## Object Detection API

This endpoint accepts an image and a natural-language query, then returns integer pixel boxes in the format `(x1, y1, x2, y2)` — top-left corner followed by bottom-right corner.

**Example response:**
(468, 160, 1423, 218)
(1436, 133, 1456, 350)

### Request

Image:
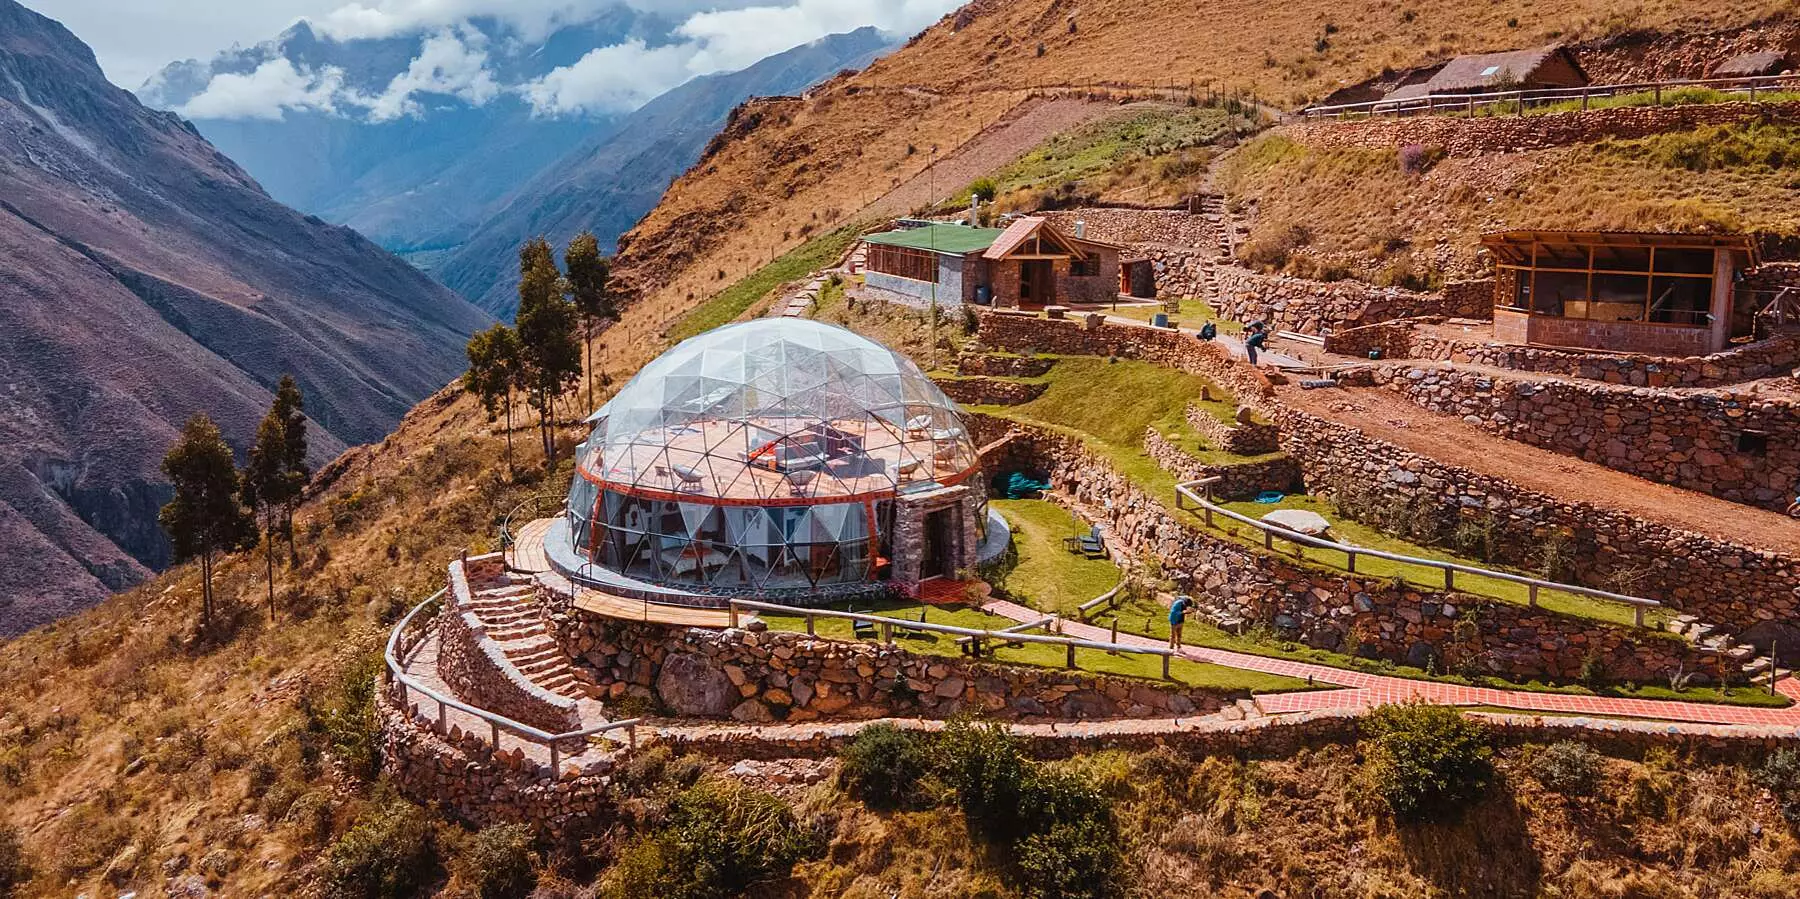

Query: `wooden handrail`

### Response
(1302, 72, 1800, 119)
(727, 598, 1178, 678)
(385, 590, 643, 773)
(1173, 478, 1661, 627)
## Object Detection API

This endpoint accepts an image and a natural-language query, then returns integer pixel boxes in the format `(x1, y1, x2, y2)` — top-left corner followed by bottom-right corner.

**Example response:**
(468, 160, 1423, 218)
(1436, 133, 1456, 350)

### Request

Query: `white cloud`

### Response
(524, 0, 961, 116)
(523, 39, 697, 115)
(362, 27, 501, 121)
(177, 58, 347, 120)
(316, 0, 623, 41)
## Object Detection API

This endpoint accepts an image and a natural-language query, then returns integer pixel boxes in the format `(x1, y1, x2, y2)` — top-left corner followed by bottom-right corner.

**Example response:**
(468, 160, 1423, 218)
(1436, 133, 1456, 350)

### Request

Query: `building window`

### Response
(1070, 256, 1099, 277)
(866, 244, 938, 283)
(1737, 431, 1768, 455)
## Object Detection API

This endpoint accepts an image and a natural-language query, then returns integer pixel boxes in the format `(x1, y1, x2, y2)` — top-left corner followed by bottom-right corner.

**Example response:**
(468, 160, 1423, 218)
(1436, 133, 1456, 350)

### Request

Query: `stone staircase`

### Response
(1665, 614, 1778, 681)
(461, 572, 598, 700)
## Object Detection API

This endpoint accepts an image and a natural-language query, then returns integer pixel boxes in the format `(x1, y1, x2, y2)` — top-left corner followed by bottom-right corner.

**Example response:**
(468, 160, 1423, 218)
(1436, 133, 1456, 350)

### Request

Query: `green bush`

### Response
(1012, 769, 1123, 899)
(970, 177, 999, 203)
(934, 719, 1032, 843)
(839, 723, 930, 810)
(455, 824, 537, 899)
(1361, 703, 1493, 822)
(306, 654, 384, 781)
(320, 797, 441, 899)
(1531, 741, 1605, 797)
(0, 825, 26, 898)
(601, 778, 818, 899)
(1756, 748, 1800, 826)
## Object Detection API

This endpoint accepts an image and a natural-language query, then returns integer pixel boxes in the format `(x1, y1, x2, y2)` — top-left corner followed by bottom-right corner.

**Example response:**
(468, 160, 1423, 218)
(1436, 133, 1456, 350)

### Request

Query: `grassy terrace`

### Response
(1099, 297, 1244, 334)
(757, 597, 1314, 693)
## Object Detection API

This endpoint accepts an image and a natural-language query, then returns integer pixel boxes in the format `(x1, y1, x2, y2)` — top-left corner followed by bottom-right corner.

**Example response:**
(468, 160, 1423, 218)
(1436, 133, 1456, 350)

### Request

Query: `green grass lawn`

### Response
(951, 106, 1239, 206)
(1102, 297, 1245, 335)
(989, 498, 1123, 617)
(667, 224, 863, 341)
(758, 597, 1314, 693)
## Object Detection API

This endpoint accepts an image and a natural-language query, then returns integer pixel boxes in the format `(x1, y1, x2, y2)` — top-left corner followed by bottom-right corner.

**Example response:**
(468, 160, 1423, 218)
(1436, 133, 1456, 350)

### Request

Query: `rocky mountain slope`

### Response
(0, 0, 491, 633)
(437, 28, 894, 317)
(137, 9, 678, 259)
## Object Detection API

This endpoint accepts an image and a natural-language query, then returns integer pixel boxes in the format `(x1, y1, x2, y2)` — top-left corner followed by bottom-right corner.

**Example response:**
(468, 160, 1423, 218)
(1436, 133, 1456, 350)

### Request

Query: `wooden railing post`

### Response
(1346, 551, 1357, 573)
(1634, 606, 1645, 628)
(1581, 87, 1589, 111)
(490, 720, 499, 747)
(1066, 643, 1077, 669)
(1528, 584, 1539, 609)
(1444, 568, 1455, 591)
(806, 614, 815, 637)
(1162, 654, 1172, 680)
(1654, 84, 1662, 105)
(551, 744, 560, 775)
(881, 621, 893, 644)
(729, 603, 739, 629)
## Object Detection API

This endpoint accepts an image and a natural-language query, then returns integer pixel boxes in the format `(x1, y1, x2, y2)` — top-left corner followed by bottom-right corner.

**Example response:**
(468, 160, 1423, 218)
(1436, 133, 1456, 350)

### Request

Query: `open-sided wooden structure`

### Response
(1483, 230, 1758, 356)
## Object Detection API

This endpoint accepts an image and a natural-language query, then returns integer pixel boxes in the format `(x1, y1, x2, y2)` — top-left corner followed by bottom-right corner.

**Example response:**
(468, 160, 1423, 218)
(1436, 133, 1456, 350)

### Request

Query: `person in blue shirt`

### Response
(1198, 321, 1217, 341)
(1244, 322, 1268, 365)
(1168, 595, 1191, 648)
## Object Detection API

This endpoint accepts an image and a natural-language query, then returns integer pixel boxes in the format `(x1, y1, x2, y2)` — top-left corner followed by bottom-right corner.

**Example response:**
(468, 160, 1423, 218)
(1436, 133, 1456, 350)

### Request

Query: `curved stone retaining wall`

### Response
(1142, 428, 1300, 499)
(957, 351, 1057, 377)
(543, 589, 1239, 723)
(1185, 404, 1280, 455)
(932, 375, 1048, 406)
(1287, 99, 1800, 157)
(972, 413, 1733, 684)
(1270, 404, 1799, 651)
(441, 557, 583, 734)
(1373, 364, 1800, 512)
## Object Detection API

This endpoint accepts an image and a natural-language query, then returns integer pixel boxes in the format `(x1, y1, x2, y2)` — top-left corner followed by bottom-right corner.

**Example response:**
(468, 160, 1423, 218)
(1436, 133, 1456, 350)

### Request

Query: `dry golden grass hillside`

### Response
(614, 0, 1792, 330)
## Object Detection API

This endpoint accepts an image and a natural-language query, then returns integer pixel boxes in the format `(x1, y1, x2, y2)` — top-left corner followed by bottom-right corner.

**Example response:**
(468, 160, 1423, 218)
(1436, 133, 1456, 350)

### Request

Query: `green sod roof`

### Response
(863, 224, 1005, 255)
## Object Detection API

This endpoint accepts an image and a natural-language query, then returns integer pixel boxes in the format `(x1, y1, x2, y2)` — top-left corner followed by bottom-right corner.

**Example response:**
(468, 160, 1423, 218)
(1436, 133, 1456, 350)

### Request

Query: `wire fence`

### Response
(1302, 72, 1800, 120)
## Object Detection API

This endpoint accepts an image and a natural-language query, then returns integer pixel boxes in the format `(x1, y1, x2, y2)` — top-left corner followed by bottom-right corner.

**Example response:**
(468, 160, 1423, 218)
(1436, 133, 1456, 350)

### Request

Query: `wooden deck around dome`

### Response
(506, 517, 555, 574)
(514, 518, 741, 628)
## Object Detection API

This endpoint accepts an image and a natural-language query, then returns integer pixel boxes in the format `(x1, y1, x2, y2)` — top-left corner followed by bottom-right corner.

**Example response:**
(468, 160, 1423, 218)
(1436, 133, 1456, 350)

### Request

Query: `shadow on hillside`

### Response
(1393, 780, 1541, 899)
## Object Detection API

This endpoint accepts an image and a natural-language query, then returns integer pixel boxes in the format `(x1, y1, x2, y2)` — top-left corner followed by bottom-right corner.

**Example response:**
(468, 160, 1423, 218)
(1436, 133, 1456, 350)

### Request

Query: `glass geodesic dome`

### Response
(564, 319, 981, 593)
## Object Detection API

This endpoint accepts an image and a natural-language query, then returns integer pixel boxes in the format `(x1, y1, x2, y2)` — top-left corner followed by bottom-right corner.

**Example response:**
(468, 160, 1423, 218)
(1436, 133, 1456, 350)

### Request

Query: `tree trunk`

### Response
(584, 315, 594, 413)
(200, 549, 214, 629)
(503, 385, 515, 471)
(265, 514, 277, 623)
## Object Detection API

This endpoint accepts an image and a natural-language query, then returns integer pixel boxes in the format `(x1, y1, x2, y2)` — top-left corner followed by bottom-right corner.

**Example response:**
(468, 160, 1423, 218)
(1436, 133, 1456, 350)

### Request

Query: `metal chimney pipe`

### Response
(1075, 219, 1087, 239)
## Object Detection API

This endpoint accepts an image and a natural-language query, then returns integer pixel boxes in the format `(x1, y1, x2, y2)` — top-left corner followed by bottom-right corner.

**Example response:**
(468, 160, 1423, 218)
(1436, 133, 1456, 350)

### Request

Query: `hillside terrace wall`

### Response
(970, 412, 1732, 684)
(441, 557, 583, 734)
(1269, 403, 1800, 648)
(1186, 404, 1281, 455)
(542, 590, 1238, 723)
(1372, 365, 1800, 512)
(1328, 320, 1800, 388)
(931, 375, 1048, 406)
(1142, 428, 1301, 499)
(1287, 99, 1800, 156)
(957, 351, 1057, 377)
(1041, 208, 1222, 250)
(976, 311, 1278, 407)
(1212, 265, 1491, 336)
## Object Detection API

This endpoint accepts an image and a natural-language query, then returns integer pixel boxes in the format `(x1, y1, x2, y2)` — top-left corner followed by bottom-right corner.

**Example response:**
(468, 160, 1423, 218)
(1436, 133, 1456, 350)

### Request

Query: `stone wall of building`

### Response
(1372, 364, 1800, 512)
(543, 597, 1238, 723)
(439, 557, 583, 734)
(932, 375, 1048, 406)
(1212, 266, 1491, 336)
(1041, 209, 1221, 250)
(1287, 99, 1800, 157)
(1269, 404, 1800, 650)
(1185, 404, 1281, 455)
(1142, 427, 1301, 499)
(970, 413, 1734, 683)
(976, 311, 1278, 407)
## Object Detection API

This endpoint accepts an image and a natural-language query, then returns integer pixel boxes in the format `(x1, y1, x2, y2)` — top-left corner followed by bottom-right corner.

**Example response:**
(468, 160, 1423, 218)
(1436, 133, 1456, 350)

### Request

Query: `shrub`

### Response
(601, 778, 817, 898)
(320, 798, 441, 899)
(454, 824, 537, 899)
(839, 724, 930, 810)
(1580, 652, 1609, 691)
(306, 653, 384, 781)
(1532, 741, 1605, 797)
(1239, 223, 1312, 271)
(1755, 748, 1800, 825)
(934, 718, 1032, 843)
(1361, 702, 1493, 822)
(0, 826, 26, 898)
(969, 177, 999, 203)
(1012, 769, 1123, 899)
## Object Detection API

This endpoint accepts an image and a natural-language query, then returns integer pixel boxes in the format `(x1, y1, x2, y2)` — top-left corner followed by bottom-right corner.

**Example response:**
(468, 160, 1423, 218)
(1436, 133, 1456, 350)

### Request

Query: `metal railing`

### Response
(385, 590, 643, 774)
(726, 598, 1179, 679)
(500, 493, 564, 554)
(1174, 478, 1662, 627)
(1302, 72, 1800, 119)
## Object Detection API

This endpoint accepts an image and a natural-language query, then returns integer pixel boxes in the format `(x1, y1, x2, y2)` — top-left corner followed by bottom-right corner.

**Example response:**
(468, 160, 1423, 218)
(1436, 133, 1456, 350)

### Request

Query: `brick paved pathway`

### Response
(980, 599, 1800, 727)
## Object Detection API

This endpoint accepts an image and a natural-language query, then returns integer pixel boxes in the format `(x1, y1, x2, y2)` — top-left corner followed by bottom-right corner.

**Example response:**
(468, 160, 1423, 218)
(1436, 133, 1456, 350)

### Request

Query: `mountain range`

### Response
(139, 10, 895, 316)
(0, 0, 492, 634)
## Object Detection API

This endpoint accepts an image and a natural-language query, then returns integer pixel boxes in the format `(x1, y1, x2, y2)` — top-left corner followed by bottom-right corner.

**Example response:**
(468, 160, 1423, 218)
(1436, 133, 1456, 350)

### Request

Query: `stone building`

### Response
(861, 216, 1124, 309)
(547, 319, 999, 606)
(1385, 44, 1589, 102)
(1484, 230, 1759, 355)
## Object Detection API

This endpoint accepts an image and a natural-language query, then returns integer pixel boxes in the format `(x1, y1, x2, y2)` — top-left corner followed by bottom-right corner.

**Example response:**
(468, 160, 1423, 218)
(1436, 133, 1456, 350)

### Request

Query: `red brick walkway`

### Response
(981, 599, 1800, 727)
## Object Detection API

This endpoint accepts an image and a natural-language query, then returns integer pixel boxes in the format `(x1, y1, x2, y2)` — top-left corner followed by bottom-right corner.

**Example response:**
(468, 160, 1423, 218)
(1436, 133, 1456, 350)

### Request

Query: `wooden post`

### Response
(1346, 551, 1356, 573)
(551, 744, 560, 775)
(1110, 618, 1119, 646)
(729, 604, 739, 629)
(881, 621, 893, 644)
(437, 703, 446, 731)
(1204, 505, 1214, 528)
(1162, 653, 1172, 680)
(1654, 84, 1662, 105)
(1771, 640, 1779, 696)
(1066, 643, 1077, 669)
(1444, 568, 1455, 591)
(1581, 87, 1589, 111)
(1264, 530, 1274, 550)
(1528, 583, 1539, 608)
(1634, 606, 1645, 628)
(490, 720, 499, 747)
(628, 725, 637, 750)
(1467, 95, 1474, 115)
(806, 615, 815, 637)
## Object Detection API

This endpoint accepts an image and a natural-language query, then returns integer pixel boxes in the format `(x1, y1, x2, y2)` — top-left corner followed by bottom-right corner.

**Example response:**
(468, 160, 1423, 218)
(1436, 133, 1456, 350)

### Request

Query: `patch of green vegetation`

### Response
(1102, 298, 1245, 334)
(1487, 86, 1800, 117)
(989, 499, 1121, 617)
(1604, 120, 1800, 173)
(954, 105, 1244, 208)
(759, 598, 1313, 693)
(667, 224, 863, 341)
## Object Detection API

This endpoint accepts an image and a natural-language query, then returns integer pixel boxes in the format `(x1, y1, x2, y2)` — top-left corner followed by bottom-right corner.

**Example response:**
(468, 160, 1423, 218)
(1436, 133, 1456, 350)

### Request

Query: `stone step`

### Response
(1725, 644, 1760, 662)
(1743, 657, 1773, 676)
(472, 607, 537, 624)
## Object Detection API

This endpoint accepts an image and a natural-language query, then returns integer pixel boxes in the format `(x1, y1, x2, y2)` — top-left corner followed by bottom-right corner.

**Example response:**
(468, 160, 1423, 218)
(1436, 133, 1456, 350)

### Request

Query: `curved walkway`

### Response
(980, 599, 1800, 727)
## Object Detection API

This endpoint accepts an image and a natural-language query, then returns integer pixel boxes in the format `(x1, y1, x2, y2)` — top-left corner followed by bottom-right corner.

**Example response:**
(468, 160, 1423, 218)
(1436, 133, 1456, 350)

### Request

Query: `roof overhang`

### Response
(1481, 230, 1759, 268)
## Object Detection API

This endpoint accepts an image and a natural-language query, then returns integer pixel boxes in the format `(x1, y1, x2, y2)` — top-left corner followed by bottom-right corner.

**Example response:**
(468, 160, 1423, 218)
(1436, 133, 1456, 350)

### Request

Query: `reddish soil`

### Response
(1279, 384, 1800, 557)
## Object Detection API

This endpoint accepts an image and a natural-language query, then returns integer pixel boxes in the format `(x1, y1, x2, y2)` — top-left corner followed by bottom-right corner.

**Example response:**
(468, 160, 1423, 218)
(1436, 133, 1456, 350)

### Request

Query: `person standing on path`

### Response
(1168, 594, 1191, 648)
(1244, 322, 1268, 365)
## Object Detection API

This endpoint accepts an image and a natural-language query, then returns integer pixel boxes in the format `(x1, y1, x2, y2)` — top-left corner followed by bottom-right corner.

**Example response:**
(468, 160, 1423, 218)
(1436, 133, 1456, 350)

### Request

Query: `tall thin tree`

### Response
(160, 414, 255, 630)
(565, 231, 618, 412)
(465, 323, 524, 469)
(271, 376, 310, 561)
(514, 237, 582, 469)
